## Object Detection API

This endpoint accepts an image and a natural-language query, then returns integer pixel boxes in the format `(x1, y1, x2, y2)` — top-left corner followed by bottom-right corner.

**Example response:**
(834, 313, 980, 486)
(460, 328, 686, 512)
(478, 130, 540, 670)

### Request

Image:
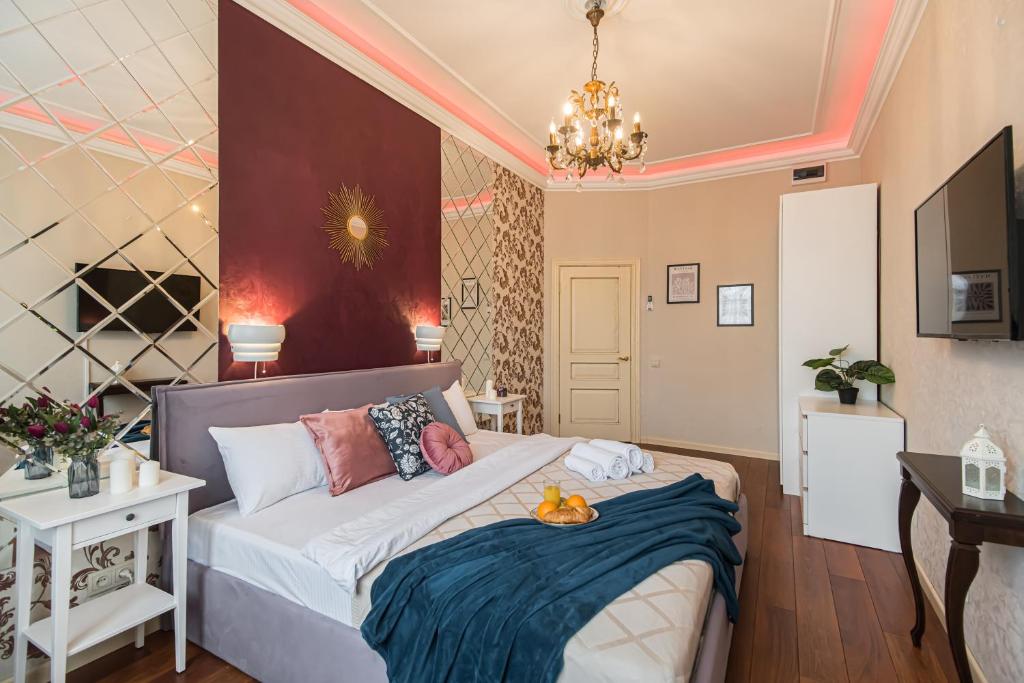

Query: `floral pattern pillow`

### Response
(368, 395, 436, 480)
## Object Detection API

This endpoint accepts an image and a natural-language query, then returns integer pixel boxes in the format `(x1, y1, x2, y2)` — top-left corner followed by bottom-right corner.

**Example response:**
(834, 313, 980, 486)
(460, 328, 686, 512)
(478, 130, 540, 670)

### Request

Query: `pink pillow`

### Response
(300, 406, 396, 496)
(419, 422, 473, 475)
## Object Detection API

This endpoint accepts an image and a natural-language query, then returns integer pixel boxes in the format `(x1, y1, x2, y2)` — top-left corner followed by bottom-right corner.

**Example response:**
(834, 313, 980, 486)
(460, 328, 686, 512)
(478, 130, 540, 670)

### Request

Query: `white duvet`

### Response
(302, 434, 581, 590)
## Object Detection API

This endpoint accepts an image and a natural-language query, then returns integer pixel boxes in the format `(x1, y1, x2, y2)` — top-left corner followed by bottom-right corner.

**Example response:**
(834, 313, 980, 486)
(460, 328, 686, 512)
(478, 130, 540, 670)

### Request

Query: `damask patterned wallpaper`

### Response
(492, 167, 544, 435)
(440, 135, 543, 433)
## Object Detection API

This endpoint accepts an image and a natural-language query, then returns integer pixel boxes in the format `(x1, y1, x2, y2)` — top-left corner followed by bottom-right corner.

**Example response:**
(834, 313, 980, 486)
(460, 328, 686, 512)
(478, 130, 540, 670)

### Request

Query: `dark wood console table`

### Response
(898, 451, 1024, 683)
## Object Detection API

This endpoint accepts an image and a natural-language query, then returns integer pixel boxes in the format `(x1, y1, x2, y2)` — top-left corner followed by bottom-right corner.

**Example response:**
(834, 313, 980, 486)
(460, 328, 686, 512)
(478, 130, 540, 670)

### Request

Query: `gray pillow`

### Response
(387, 386, 466, 439)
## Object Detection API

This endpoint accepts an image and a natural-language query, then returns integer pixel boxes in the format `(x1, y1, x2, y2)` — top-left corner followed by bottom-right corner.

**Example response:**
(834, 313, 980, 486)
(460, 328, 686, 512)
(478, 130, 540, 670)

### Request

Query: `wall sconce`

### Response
(228, 323, 286, 378)
(415, 325, 444, 363)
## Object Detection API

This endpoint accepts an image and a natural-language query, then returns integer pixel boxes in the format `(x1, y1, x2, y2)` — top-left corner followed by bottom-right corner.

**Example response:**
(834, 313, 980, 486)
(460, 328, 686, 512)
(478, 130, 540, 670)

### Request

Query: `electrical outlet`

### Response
(89, 569, 113, 595)
(87, 563, 133, 597)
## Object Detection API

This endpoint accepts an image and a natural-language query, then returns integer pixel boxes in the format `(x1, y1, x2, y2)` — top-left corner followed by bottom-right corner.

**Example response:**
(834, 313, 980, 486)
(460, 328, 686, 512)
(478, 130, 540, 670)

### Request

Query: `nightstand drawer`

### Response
(73, 497, 175, 545)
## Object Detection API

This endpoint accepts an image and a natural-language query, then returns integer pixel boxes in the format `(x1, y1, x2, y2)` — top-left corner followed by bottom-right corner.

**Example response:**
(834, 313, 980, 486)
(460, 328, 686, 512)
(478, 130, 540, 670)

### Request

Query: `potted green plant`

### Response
(49, 396, 118, 498)
(802, 345, 895, 405)
(0, 393, 63, 480)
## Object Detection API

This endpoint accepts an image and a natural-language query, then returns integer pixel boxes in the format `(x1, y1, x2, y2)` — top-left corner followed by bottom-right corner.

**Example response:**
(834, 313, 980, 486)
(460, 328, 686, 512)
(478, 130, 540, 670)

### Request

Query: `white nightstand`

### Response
(0, 469, 204, 683)
(467, 393, 526, 434)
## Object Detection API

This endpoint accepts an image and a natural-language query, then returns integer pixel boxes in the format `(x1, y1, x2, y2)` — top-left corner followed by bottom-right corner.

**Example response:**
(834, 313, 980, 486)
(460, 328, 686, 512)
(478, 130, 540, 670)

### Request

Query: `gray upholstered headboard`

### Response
(152, 361, 462, 514)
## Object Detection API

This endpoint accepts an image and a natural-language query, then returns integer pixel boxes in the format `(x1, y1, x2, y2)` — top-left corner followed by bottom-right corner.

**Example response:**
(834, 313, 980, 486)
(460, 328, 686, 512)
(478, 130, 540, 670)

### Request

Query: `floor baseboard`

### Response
(915, 564, 989, 683)
(641, 436, 779, 461)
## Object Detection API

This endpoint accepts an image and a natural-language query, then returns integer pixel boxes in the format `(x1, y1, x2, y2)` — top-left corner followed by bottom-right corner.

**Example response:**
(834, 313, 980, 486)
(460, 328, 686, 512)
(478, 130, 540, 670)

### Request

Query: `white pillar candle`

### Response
(138, 459, 160, 488)
(109, 459, 134, 494)
(485, 379, 496, 400)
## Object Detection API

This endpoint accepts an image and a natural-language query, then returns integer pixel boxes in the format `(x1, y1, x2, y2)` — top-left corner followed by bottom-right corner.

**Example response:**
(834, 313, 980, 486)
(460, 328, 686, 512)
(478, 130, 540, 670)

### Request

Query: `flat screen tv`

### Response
(915, 126, 1022, 340)
(76, 263, 200, 333)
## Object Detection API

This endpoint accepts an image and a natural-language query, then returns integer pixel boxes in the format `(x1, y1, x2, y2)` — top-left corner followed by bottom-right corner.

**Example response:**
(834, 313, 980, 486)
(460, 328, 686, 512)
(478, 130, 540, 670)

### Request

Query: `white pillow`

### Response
(208, 422, 327, 516)
(442, 380, 478, 436)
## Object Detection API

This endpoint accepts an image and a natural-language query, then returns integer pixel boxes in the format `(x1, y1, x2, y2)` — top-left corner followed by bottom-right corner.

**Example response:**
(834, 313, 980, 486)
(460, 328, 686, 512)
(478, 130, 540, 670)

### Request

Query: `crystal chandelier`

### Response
(546, 0, 648, 186)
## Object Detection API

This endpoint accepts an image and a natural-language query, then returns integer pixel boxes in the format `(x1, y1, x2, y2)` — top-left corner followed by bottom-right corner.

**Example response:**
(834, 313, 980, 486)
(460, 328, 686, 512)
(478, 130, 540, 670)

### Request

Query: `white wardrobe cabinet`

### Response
(778, 183, 879, 496)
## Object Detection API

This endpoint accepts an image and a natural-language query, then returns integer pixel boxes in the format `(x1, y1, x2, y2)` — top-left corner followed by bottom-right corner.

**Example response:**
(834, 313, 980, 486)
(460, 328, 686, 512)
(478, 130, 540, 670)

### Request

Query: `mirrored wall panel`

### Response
(0, 0, 218, 474)
(441, 133, 494, 393)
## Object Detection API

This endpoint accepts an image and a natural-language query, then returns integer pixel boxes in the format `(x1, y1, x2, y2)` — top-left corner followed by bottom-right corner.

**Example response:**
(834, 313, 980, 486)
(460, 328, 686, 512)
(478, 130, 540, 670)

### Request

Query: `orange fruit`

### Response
(565, 494, 587, 509)
(537, 500, 559, 519)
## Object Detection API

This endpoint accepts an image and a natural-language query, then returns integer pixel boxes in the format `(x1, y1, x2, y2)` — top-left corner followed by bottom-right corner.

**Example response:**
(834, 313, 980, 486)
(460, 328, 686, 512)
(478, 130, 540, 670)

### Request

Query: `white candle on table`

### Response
(138, 459, 160, 487)
(109, 459, 134, 494)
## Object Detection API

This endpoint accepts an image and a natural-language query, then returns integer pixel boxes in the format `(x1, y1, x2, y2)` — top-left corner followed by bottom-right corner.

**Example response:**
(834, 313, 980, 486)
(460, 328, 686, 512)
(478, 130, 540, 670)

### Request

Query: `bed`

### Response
(153, 362, 747, 683)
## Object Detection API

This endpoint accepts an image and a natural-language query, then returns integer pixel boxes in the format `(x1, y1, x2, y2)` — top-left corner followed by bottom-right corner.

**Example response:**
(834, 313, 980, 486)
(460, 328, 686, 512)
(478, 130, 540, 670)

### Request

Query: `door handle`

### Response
(618, 355, 630, 362)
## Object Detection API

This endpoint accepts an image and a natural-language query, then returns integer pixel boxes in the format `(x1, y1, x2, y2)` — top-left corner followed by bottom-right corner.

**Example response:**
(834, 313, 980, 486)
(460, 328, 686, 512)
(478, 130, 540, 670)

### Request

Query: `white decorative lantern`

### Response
(960, 424, 1007, 500)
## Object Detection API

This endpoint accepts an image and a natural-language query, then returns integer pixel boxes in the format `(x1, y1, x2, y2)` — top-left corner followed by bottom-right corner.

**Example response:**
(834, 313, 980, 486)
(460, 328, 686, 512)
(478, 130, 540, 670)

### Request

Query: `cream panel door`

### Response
(558, 265, 633, 440)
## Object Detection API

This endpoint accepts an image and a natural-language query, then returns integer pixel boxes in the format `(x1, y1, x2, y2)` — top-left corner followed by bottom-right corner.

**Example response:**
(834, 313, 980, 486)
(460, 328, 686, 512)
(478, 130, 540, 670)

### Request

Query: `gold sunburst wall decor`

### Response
(322, 184, 390, 270)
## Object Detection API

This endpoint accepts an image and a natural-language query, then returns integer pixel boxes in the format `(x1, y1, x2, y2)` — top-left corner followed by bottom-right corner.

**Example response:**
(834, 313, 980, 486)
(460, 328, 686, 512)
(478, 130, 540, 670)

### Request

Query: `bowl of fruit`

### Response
(531, 484, 598, 526)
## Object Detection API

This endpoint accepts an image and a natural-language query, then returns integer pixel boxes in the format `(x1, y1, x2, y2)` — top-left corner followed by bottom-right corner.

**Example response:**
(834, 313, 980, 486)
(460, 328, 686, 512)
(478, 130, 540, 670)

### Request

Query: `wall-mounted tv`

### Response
(915, 126, 1022, 340)
(76, 263, 201, 333)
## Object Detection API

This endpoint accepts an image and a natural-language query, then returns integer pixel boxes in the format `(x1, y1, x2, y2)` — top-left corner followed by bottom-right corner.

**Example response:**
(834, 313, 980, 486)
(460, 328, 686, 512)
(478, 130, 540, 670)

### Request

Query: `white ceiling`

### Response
(253, 0, 920, 186)
(363, 0, 834, 162)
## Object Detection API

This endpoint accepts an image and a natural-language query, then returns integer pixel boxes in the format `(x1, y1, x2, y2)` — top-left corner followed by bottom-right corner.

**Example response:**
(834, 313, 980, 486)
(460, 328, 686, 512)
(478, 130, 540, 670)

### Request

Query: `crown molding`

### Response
(233, 0, 549, 187)
(848, 0, 928, 153)
(546, 144, 858, 192)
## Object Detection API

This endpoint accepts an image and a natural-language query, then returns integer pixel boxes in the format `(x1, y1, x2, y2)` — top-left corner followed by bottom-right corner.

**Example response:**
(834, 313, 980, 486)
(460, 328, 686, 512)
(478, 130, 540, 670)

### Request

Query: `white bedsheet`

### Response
(187, 429, 527, 624)
(303, 433, 578, 590)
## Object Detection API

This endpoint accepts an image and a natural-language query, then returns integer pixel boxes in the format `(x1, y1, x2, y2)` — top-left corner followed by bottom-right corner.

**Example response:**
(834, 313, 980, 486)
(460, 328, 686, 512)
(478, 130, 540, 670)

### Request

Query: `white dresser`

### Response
(798, 396, 905, 551)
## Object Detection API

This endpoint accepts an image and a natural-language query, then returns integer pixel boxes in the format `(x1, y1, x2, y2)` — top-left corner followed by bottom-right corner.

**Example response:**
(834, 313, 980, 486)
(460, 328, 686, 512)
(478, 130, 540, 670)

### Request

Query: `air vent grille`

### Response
(792, 164, 827, 185)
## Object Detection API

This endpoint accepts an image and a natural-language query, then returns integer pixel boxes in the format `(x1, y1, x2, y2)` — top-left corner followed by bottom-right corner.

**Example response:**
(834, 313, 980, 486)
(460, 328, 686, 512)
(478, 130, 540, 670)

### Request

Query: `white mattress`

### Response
(187, 429, 527, 625)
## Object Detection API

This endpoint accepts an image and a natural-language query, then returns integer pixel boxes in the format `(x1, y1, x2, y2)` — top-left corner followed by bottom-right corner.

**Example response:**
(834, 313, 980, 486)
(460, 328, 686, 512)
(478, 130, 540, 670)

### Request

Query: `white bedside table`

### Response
(467, 393, 526, 434)
(0, 469, 204, 683)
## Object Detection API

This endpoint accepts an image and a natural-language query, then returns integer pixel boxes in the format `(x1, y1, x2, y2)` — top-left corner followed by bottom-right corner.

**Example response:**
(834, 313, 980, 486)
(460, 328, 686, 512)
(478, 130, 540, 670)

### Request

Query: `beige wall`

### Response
(860, 1, 1024, 680)
(544, 159, 861, 456)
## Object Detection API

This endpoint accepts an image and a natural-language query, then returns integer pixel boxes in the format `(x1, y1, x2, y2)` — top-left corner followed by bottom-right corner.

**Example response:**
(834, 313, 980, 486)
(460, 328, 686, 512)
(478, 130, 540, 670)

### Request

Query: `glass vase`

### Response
(67, 458, 100, 498)
(23, 445, 52, 480)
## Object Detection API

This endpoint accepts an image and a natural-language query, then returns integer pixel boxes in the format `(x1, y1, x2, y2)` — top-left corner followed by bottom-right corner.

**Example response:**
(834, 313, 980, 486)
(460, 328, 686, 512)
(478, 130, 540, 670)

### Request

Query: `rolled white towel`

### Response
(570, 443, 630, 480)
(565, 452, 607, 483)
(590, 439, 644, 473)
(641, 451, 655, 474)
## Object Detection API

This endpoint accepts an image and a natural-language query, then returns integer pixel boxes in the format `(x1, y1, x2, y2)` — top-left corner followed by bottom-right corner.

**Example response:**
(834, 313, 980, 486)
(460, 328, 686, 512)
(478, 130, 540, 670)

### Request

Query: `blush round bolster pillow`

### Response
(419, 421, 473, 475)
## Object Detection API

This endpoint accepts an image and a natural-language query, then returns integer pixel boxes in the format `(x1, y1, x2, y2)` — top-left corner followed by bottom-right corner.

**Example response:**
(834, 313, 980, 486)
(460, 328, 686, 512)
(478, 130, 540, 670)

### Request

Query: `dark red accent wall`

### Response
(218, 1, 440, 380)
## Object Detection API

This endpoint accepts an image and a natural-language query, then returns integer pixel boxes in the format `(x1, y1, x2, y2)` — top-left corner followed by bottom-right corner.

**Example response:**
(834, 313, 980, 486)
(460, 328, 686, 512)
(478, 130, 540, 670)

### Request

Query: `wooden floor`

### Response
(695, 450, 960, 683)
(74, 450, 957, 683)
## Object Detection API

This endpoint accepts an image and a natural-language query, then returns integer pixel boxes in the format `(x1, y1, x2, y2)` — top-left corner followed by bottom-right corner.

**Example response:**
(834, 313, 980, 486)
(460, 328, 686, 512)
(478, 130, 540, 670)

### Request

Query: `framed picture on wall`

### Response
(951, 270, 1002, 323)
(461, 277, 479, 310)
(717, 283, 754, 326)
(667, 263, 700, 303)
(441, 297, 453, 326)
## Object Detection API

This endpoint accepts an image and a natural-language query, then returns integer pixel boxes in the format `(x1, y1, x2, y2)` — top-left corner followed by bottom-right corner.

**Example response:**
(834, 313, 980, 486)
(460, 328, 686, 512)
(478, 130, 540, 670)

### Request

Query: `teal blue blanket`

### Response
(361, 474, 742, 683)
